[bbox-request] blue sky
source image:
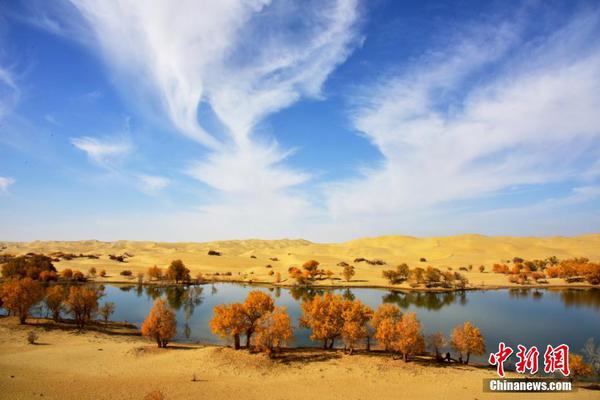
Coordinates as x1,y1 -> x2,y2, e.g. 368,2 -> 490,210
1,0 -> 599,242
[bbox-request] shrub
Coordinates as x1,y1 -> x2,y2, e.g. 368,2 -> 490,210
72,270 -> 86,282
39,271 -> 58,282
144,391 -> 166,400
88,267 -> 97,277
66,286 -> 101,329
141,299 -> 177,348
99,269 -> 106,277
479,265 -> 485,273
1,278 -> 44,324
120,270 -> 133,277
492,264 -> 509,274
451,321 -> 485,364
27,331 -> 38,345
274,272 -> 281,283
255,307 -> 293,357
208,250 -> 221,256
419,258 -> 427,262
268,270 -> 274,276
61,269 -> 73,279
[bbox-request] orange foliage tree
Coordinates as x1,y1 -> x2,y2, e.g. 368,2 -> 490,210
166,259 -> 190,283
300,293 -> 345,349
342,264 -> 355,282
45,285 -> 65,322
450,321 -> 485,364
147,265 -> 163,281
391,312 -> 425,362
371,304 -> 402,351
242,291 -> 275,347
254,306 -> 293,357
302,260 -> 322,280
65,286 -> 101,329
341,299 -> 373,354
569,353 -> 594,380
427,331 -> 447,360
141,299 -> 177,348
210,303 -> 246,349
0,278 -> 44,324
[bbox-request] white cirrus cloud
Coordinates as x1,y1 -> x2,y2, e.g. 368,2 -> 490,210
325,10 -> 600,229
0,67 -> 20,121
137,174 -> 170,194
0,177 -> 15,194
70,136 -> 132,167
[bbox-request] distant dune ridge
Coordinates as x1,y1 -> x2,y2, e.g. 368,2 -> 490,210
2,234 -> 599,288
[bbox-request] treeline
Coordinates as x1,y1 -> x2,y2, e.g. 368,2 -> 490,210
0,278 -> 114,327
382,264 -> 469,289
207,290 -> 485,362
492,257 -> 600,285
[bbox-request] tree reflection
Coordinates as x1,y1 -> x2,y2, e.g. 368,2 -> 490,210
381,290 -> 462,310
559,289 -> 600,310
289,286 -> 325,302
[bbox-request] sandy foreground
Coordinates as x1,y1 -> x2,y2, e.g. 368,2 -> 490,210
2,234 -> 600,289
0,318 -> 596,400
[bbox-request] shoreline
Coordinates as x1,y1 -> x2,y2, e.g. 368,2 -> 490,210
1,316 -> 597,400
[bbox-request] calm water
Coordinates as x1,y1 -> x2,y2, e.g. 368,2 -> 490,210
39,283 -> 600,364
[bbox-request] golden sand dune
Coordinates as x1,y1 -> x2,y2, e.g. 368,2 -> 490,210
2,234 -> 599,288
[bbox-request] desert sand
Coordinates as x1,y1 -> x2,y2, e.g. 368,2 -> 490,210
0,317 -> 595,400
2,234 -> 600,289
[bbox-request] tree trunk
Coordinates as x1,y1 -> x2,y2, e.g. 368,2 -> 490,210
465,353 -> 470,365
245,329 -> 253,349
328,339 -> 335,349
366,336 -> 371,352
323,339 -> 328,349
156,336 -> 162,348
403,353 -> 408,362
19,313 -> 26,324
234,334 -> 240,350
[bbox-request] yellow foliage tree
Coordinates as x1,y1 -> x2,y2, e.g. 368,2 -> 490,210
450,321 -> 485,364
341,299 -> 373,354
372,304 -> 402,351
45,285 -> 65,322
65,286 -> 101,329
209,303 -> 246,350
300,293 -> 346,349
569,354 -> 593,379
255,307 -> 293,357
141,299 -> 177,348
391,312 -> 424,361
242,291 -> 274,348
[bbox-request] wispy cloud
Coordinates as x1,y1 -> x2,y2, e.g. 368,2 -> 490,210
326,10 -> 600,228
0,177 -> 15,194
137,174 -> 170,194
70,136 -> 132,167
0,67 -> 20,121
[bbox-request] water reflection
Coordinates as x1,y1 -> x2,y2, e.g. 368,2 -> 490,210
382,290 -> 466,310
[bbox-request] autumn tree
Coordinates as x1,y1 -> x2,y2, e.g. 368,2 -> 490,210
1,254 -> 56,280
61,269 -> 73,279
210,303 -> 246,349
342,264 -> 355,282
0,278 -> 44,324
341,299 -> 373,354
141,299 -> 177,348
450,321 -> 485,364
45,285 -> 65,322
391,312 -> 425,361
427,331 -> 447,360
255,307 -> 293,357
148,265 -> 163,281
302,260 -> 321,280
99,302 -> 116,323
382,263 -> 410,284
65,286 -> 101,329
166,260 -> 190,283
242,291 -> 275,348
371,304 -> 402,351
300,293 -> 345,349
88,267 -> 97,277
569,354 -> 593,380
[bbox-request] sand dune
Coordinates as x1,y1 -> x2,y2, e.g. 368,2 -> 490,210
2,234 -> 599,289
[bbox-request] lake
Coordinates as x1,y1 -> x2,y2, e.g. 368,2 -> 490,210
36,283 -> 600,364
